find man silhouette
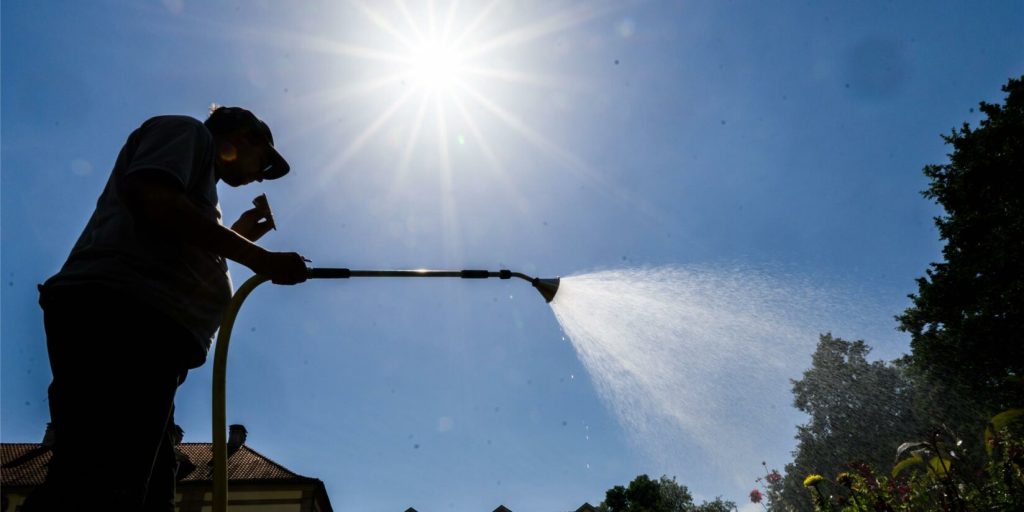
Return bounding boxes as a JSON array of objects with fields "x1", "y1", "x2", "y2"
[{"x1": 24, "y1": 106, "x2": 308, "y2": 511}]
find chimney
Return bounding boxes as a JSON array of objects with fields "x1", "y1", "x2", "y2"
[
  {"x1": 171, "y1": 424, "x2": 185, "y2": 445},
  {"x1": 42, "y1": 422, "x2": 56, "y2": 447},
  {"x1": 227, "y1": 424, "x2": 248, "y2": 455}
]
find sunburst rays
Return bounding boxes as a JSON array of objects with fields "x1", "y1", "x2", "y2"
[
  {"x1": 320, "y1": 1, "x2": 609, "y2": 175},
  {"x1": 285, "y1": 0, "x2": 630, "y2": 258}
]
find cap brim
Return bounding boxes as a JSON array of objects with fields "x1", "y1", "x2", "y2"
[{"x1": 262, "y1": 146, "x2": 290, "y2": 180}]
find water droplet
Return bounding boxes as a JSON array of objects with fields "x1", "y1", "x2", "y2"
[
  {"x1": 561, "y1": 421, "x2": 567, "y2": 426},
  {"x1": 70, "y1": 159, "x2": 93, "y2": 176},
  {"x1": 413, "y1": 443, "x2": 420, "y2": 449},
  {"x1": 438, "y1": 416, "x2": 454, "y2": 432},
  {"x1": 586, "y1": 463, "x2": 591, "y2": 469}
]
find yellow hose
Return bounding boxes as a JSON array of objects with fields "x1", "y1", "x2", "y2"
[
  {"x1": 212, "y1": 274, "x2": 269, "y2": 512},
  {"x1": 209, "y1": 267, "x2": 551, "y2": 511}
]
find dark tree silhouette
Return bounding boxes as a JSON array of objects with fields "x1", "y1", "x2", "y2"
[
  {"x1": 597, "y1": 474, "x2": 734, "y2": 512},
  {"x1": 898, "y1": 76, "x2": 1024, "y2": 417}
]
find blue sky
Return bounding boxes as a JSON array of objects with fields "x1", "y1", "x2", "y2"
[{"x1": 2, "y1": 1, "x2": 1022, "y2": 510}]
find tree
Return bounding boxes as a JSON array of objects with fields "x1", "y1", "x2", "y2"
[
  {"x1": 778, "y1": 334, "x2": 923, "y2": 511},
  {"x1": 897, "y1": 76, "x2": 1024, "y2": 416},
  {"x1": 597, "y1": 474, "x2": 735, "y2": 512}
]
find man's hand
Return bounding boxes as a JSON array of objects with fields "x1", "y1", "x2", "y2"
[
  {"x1": 231, "y1": 203, "x2": 274, "y2": 242},
  {"x1": 120, "y1": 171, "x2": 307, "y2": 285},
  {"x1": 247, "y1": 249, "x2": 308, "y2": 285}
]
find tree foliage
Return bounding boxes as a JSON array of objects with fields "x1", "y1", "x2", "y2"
[
  {"x1": 598, "y1": 474, "x2": 735, "y2": 512},
  {"x1": 897, "y1": 76, "x2": 1024, "y2": 415},
  {"x1": 778, "y1": 334, "x2": 923, "y2": 511}
]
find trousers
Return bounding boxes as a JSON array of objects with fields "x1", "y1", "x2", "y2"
[{"x1": 23, "y1": 285, "x2": 192, "y2": 512}]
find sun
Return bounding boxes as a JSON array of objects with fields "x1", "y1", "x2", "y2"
[
  {"x1": 297, "y1": 0, "x2": 613, "y2": 202},
  {"x1": 408, "y1": 40, "x2": 465, "y2": 93}
]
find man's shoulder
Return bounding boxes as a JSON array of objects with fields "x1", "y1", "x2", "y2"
[
  {"x1": 141, "y1": 115, "x2": 207, "y2": 131},
  {"x1": 132, "y1": 115, "x2": 214, "y2": 149}
]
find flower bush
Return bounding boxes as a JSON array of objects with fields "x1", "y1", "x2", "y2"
[
  {"x1": 757, "y1": 409, "x2": 1024, "y2": 511},
  {"x1": 752, "y1": 462, "x2": 785, "y2": 510}
]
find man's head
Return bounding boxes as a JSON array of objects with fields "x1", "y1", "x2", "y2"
[{"x1": 205, "y1": 106, "x2": 290, "y2": 187}]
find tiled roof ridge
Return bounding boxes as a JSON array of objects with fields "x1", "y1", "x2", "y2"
[
  {"x1": 236, "y1": 444, "x2": 306, "y2": 480},
  {"x1": 177, "y1": 442, "x2": 314, "y2": 481},
  {"x1": 2, "y1": 445, "x2": 51, "y2": 468},
  {"x1": 3, "y1": 442, "x2": 318, "y2": 485}
]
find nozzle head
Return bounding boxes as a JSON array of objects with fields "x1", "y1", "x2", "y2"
[{"x1": 532, "y1": 278, "x2": 560, "y2": 303}]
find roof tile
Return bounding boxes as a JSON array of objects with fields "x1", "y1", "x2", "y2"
[{"x1": 2, "y1": 443, "x2": 317, "y2": 486}]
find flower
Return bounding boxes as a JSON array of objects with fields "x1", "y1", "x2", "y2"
[
  {"x1": 803, "y1": 474, "x2": 824, "y2": 488},
  {"x1": 836, "y1": 472, "x2": 853, "y2": 487},
  {"x1": 766, "y1": 470, "x2": 782, "y2": 484},
  {"x1": 749, "y1": 488, "x2": 763, "y2": 503}
]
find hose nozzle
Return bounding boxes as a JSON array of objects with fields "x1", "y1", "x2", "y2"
[{"x1": 531, "y1": 278, "x2": 560, "y2": 303}]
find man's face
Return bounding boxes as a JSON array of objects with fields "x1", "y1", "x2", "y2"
[{"x1": 215, "y1": 131, "x2": 272, "y2": 187}]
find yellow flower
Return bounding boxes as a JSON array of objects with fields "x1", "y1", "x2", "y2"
[
  {"x1": 836, "y1": 472, "x2": 853, "y2": 487},
  {"x1": 803, "y1": 474, "x2": 824, "y2": 487}
]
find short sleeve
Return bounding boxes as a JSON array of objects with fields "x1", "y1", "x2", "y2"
[{"x1": 125, "y1": 116, "x2": 211, "y2": 190}]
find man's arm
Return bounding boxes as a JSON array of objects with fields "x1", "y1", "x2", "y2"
[{"x1": 119, "y1": 169, "x2": 307, "y2": 284}]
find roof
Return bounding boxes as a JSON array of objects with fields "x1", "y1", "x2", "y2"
[
  {"x1": 176, "y1": 443, "x2": 321, "y2": 484},
  {"x1": 2, "y1": 442, "x2": 320, "y2": 487},
  {"x1": 1, "y1": 444, "x2": 50, "y2": 488}
]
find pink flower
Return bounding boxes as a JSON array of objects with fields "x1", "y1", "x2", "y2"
[
  {"x1": 766, "y1": 470, "x2": 782, "y2": 484},
  {"x1": 749, "y1": 489, "x2": 763, "y2": 503}
]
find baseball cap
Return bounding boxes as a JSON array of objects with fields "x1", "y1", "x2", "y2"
[{"x1": 205, "y1": 106, "x2": 291, "y2": 180}]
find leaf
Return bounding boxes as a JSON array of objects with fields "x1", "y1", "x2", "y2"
[
  {"x1": 990, "y1": 408, "x2": 1024, "y2": 430},
  {"x1": 892, "y1": 453, "x2": 924, "y2": 477},
  {"x1": 984, "y1": 408, "x2": 1024, "y2": 456},
  {"x1": 896, "y1": 441, "x2": 929, "y2": 458},
  {"x1": 928, "y1": 456, "x2": 952, "y2": 475}
]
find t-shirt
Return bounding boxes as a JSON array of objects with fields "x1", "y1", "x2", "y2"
[{"x1": 44, "y1": 115, "x2": 233, "y2": 367}]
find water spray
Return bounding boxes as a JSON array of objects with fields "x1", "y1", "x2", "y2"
[{"x1": 212, "y1": 267, "x2": 559, "y2": 512}]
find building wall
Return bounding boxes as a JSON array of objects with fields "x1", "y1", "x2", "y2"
[
  {"x1": 3, "y1": 492, "x2": 27, "y2": 512},
  {"x1": 177, "y1": 485, "x2": 319, "y2": 512},
  {"x1": 1, "y1": 485, "x2": 318, "y2": 512}
]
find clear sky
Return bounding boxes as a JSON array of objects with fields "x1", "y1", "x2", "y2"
[{"x1": 2, "y1": 1, "x2": 1022, "y2": 511}]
